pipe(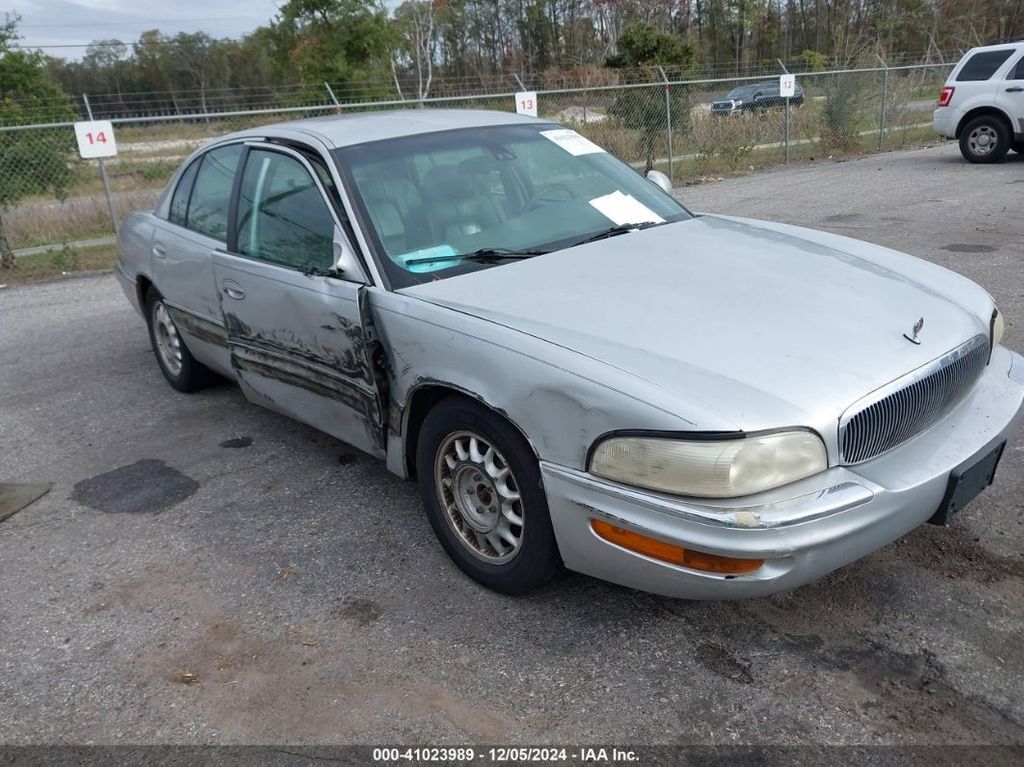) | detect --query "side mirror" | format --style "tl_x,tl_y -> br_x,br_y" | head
332,225 -> 368,283
646,169 -> 673,195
